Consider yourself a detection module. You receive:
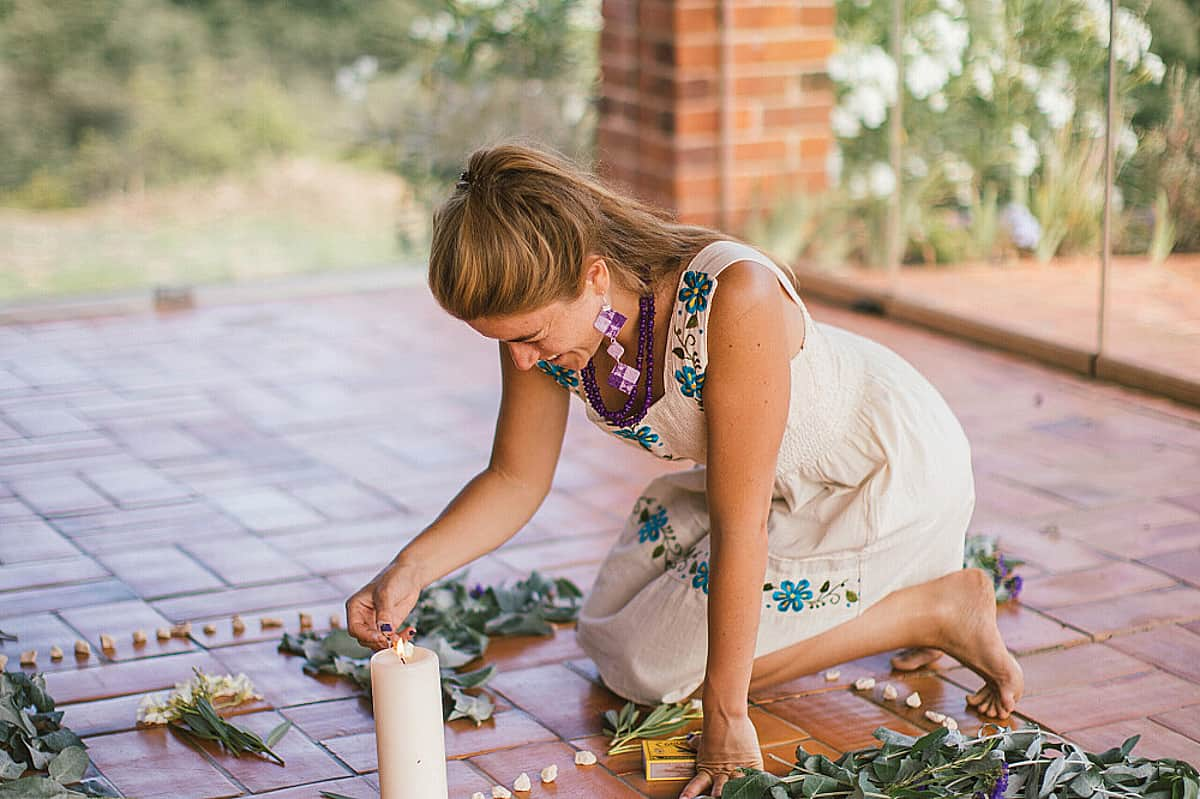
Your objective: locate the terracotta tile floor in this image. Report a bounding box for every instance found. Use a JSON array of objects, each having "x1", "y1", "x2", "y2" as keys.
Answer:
[{"x1": 2, "y1": 283, "x2": 1199, "y2": 798}]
